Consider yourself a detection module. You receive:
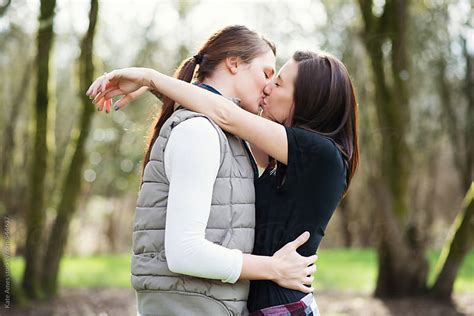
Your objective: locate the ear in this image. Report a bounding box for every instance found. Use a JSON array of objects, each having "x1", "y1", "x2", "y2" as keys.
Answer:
[{"x1": 225, "y1": 56, "x2": 240, "y2": 74}]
